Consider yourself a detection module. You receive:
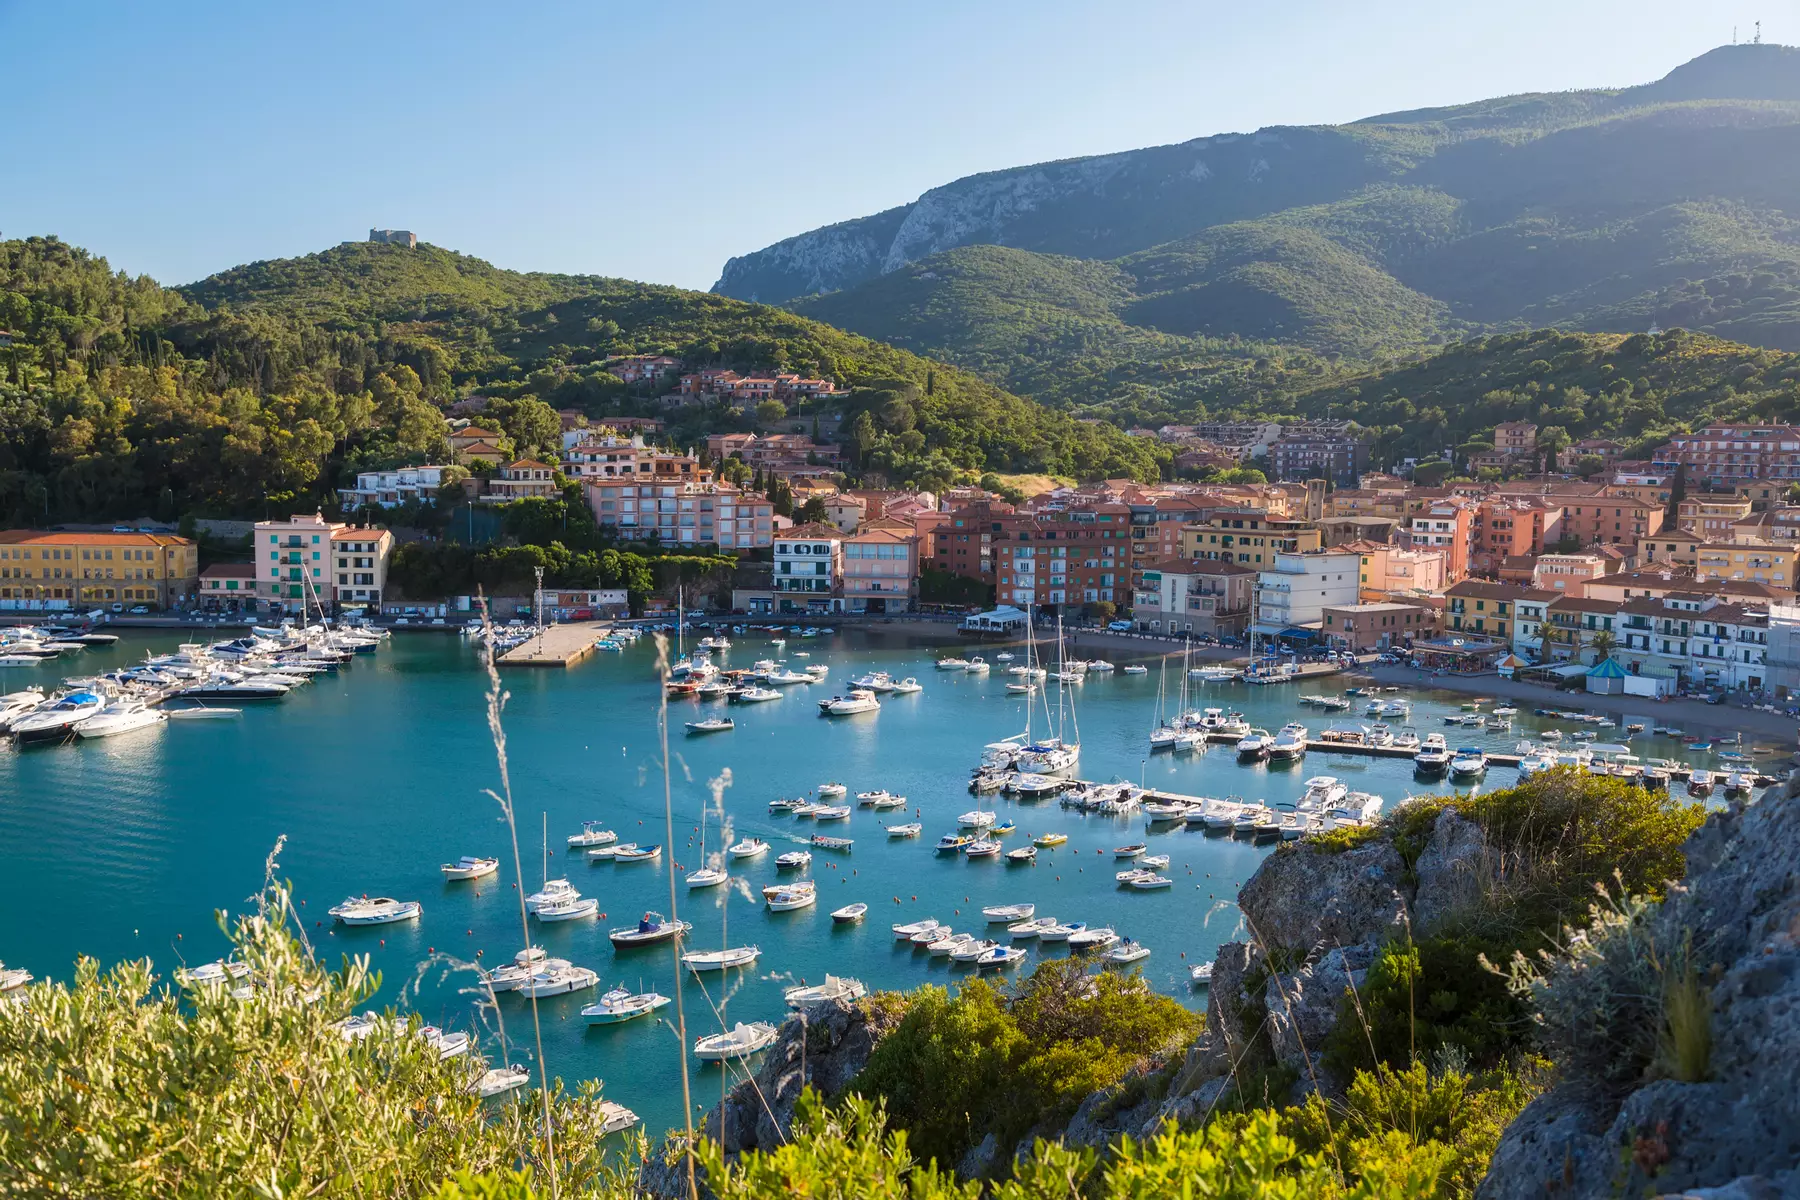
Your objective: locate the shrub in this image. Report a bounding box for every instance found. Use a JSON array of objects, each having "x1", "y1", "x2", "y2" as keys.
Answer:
[
  {"x1": 1498, "y1": 886, "x2": 1713, "y2": 1100},
  {"x1": 851, "y1": 958, "x2": 1201, "y2": 1170},
  {"x1": 1323, "y1": 935, "x2": 1529, "y2": 1078},
  {"x1": 0, "y1": 890, "x2": 637, "y2": 1198}
]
